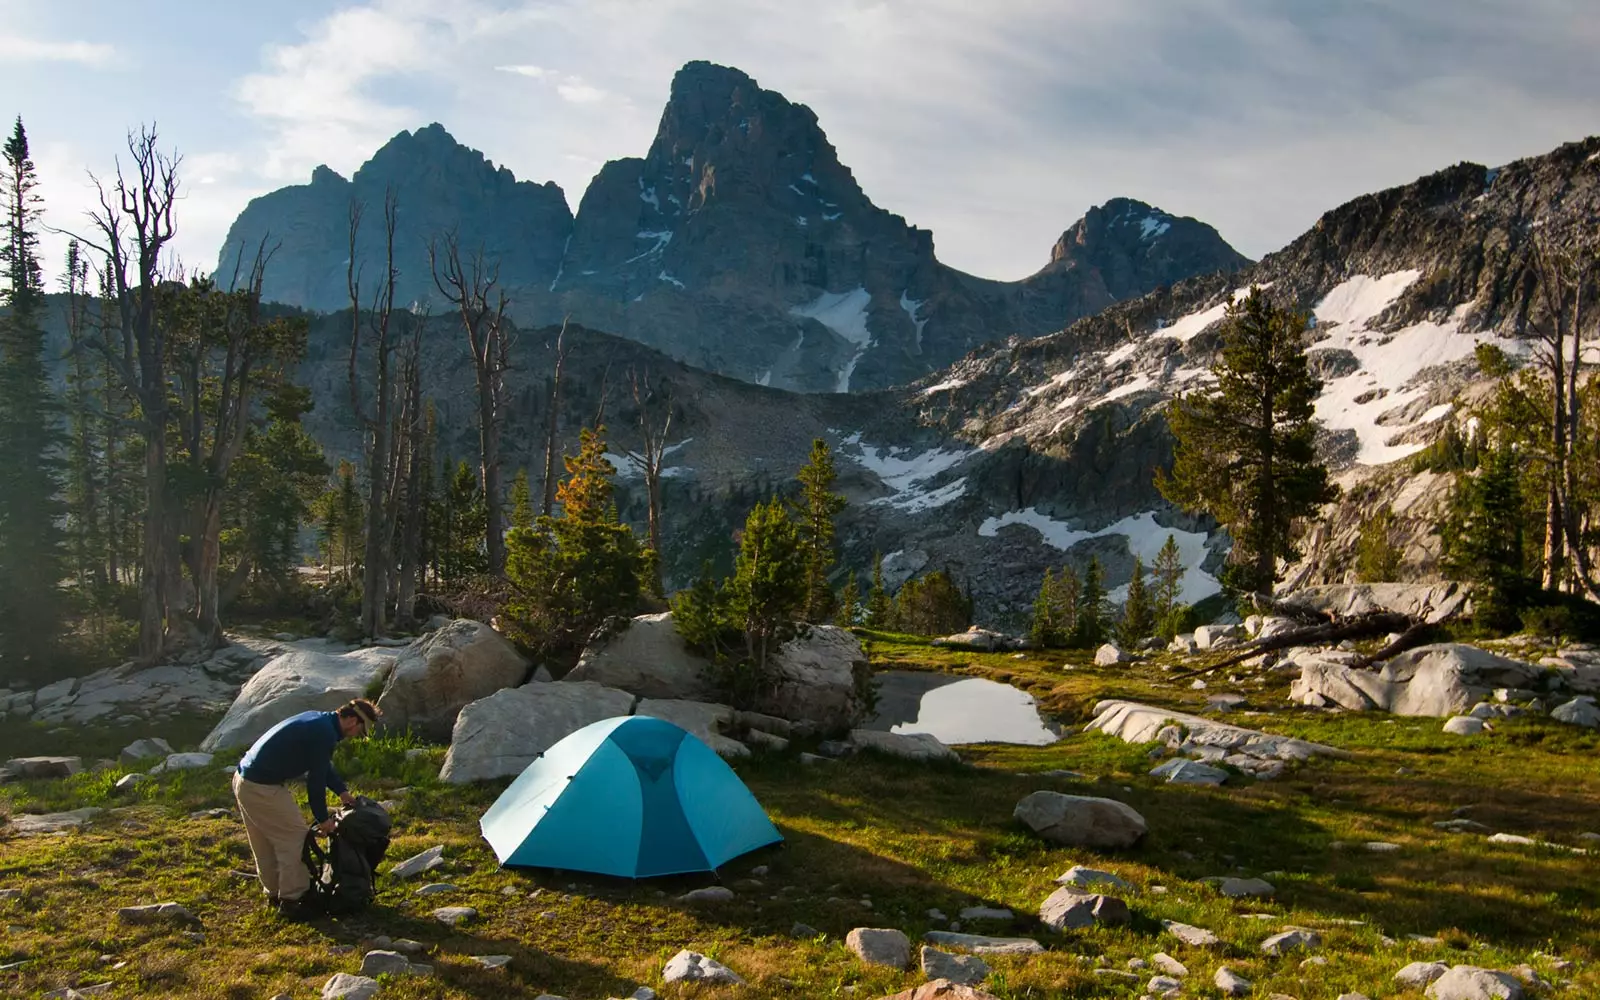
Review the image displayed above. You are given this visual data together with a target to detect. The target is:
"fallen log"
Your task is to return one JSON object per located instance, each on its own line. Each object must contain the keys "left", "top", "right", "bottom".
{"left": 1348, "top": 616, "right": 1439, "bottom": 670}
{"left": 1169, "top": 610, "right": 1414, "bottom": 681}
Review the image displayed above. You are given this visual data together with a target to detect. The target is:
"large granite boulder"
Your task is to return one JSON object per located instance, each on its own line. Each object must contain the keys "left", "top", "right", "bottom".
{"left": 1089, "top": 700, "right": 1350, "bottom": 764}
{"left": 1291, "top": 644, "right": 1544, "bottom": 717}
{"left": 375, "top": 620, "right": 530, "bottom": 740}
{"left": 566, "top": 612, "right": 715, "bottom": 700}
{"left": 1278, "top": 582, "right": 1472, "bottom": 623}
{"left": 200, "top": 647, "right": 399, "bottom": 752}
{"left": 1013, "top": 792, "right": 1147, "bottom": 849}
{"left": 635, "top": 699, "right": 749, "bottom": 758}
{"left": 754, "top": 624, "right": 870, "bottom": 732}
{"left": 439, "top": 681, "right": 637, "bottom": 784}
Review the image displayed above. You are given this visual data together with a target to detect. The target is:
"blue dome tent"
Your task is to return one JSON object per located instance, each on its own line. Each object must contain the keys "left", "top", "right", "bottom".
{"left": 479, "top": 715, "right": 783, "bottom": 878}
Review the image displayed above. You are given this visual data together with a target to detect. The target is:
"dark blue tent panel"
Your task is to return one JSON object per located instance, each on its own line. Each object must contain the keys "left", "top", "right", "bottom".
{"left": 480, "top": 715, "right": 783, "bottom": 877}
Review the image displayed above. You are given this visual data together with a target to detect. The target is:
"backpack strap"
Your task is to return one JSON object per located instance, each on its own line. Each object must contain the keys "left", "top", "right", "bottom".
{"left": 302, "top": 829, "right": 331, "bottom": 892}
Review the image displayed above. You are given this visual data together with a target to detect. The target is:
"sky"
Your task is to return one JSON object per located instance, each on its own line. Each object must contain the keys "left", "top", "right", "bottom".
{"left": 3, "top": 0, "right": 1598, "bottom": 286}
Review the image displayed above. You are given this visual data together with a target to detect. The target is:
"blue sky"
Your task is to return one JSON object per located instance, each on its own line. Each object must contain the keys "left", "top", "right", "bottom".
{"left": 4, "top": 0, "right": 1598, "bottom": 285}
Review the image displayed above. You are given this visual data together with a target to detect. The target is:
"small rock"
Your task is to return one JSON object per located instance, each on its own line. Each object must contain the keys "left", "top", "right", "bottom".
{"left": 792, "top": 922, "right": 821, "bottom": 938}
{"left": 471, "top": 955, "right": 513, "bottom": 969}
{"left": 1148, "top": 975, "right": 1183, "bottom": 996}
{"left": 1151, "top": 758, "right": 1229, "bottom": 785}
{"left": 1301, "top": 956, "right": 1329, "bottom": 968}
{"left": 501, "top": 885, "right": 519, "bottom": 896}
{"left": 361, "top": 950, "right": 412, "bottom": 977}
{"left": 114, "top": 773, "right": 148, "bottom": 792}
{"left": 1095, "top": 643, "right": 1130, "bottom": 666}
{"left": 117, "top": 902, "right": 195, "bottom": 924}
{"left": 846, "top": 927, "right": 911, "bottom": 968}
{"left": 1443, "top": 716, "right": 1487, "bottom": 736}
{"left": 662, "top": 949, "right": 744, "bottom": 985}
{"left": 677, "top": 886, "right": 735, "bottom": 904}
{"left": 1434, "top": 819, "right": 1492, "bottom": 834}
{"left": 1217, "top": 877, "right": 1275, "bottom": 898}
{"left": 922, "top": 931, "right": 1044, "bottom": 955}
{"left": 1152, "top": 953, "right": 1188, "bottom": 977}
{"left": 1261, "top": 929, "right": 1321, "bottom": 955}
{"left": 1056, "top": 865, "right": 1131, "bottom": 891}
{"left": 391, "top": 939, "right": 425, "bottom": 954}
{"left": 322, "top": 973, "right": 380, "bottom": 1000}
{"left": 1395, "top": 962, "right": 1451, "bottom": 988}
{"left": 1162, "top": 920, "right": 1220, "bottom": 947}
{"left": 921, "top": 945, "right": 990, "bottom": 985}
{"left": 1365, "top": 841, "right": 1402, "bottom": 853}
{"left": 5, "top": 756, "right": 82, "bottom": 779}
{"left": 119, "top": 738, "right": 174, "bottom": 766}
{"left": 958, "top": 906, "right": 1013, "bottom": 921}
{"left": 1424, "top": 965, "right": 1525, "bottom": 999}
{"left": 414, "top": 882, "right": 458, "bottom": 896}
{"left": 1215, "top": 966, "right": 1253, "bottom": 996}
{"left": 431, "top": 906, "right": 477, "bottom": 926}
{"left": 1337, "top": 994, "right": 1373, "bottom": 1000}
{"left": 630, "top": 989, "right": 658, "bottom": 1000}
{"left": 1039, "top": 887, "right": 1130, "bottom": 930}
{"left": 389, "top": 844, "right": 445, "bottom": 879}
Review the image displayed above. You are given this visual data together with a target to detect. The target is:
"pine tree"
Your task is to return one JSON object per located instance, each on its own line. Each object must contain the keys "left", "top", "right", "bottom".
{"left": 865, "top": 551, "right": 891, "bottom": 627}
{"left": 1118, "top": 556, "right": 1156, "bottom": 646}
{"left": 317, "top": 461, "right": 365, "bottom": 583}
{"left": 0, "top": 117, "right": 65, "bottom": 665}
{"left": 510, "top": 468, "right": 535, "bottom": 531}
{"left": 1158, "top": 287, "right": 1337, "bottom": 594}
{"left": 1441, "top": 445, "right": 1529, "bottom": 631}
{"left": 446, "top": 459, "right": 487, "bottom": 579}
{"left": 837, "top": 572, "right": 861, "bottom": 627}
{"left": 1050, "top": 564, "right": 1081, "bottom": 642}
{"left": 1355, "top": 506, "right": 1402, "bottom": 582}
{"left": 793, "top": 438, "right": 847, "bottom": 623}
{"left": 1029, "top": 569, "right": 1060, "bottom": 648}
{"left": 1151, "top": 534, "right": 1187, "bottom": 638}
{"left": 726, "top": 498, "right": 806, "bottom": 668}
{"left": 1071, "top": 557, "right": 1110, "bottom": 648}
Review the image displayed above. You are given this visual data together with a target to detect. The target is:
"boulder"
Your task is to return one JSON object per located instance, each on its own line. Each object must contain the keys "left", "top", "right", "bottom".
{"left": 1424, "top": 966, "right": 1524, "bottom": 1000}
{"left": 849, "top": 729, "right": 959, "bottom": 763}
{"left": 375, "top": 619, "right": 530, "bottom": 739}
{"left": 566, "top": 612, "right": 714, "bottom": 700}
{"left": 439, "top": 681, "right": 637, "bottom": 783}
{"left": 758, "top": 625, "right": 871, "bottom": 730}
{"left": 846, "top": 927, "right": 911, "bottom": 968}
{"left": 1038, "top": 887, "right": 1130, "bottom": 931}
{"left": 4, "top": 756, "right": 83, "bottom": 779}
{"left": 321, "top": 974, "right": 380, "bottom": 1000}
{"left": 1151, "top": 953, "right": 1188, "bottom": 977}
{"left": 200, "top": 647, "right": 398, "bottom": 752}
{"left": 6, "top": 807, "right": 102, "bottom": 834}
{"left": 1162, "top": 920, "right": 1220, "bottom": 947}
{"left": 931, "top": 629, "right": 1011, "bottom": 652}
{"left": 636, "top": 699, "right": 749, "bottom": 758}
{"left": 1279, "top": 582, "right": 1472, "bottom": 623}
{"left": 1217, "top": 877, "right": 1275, "bottom": 898}
{"left": 662, "top": 950, "right": 744, "bottom": 985}
{"left": 1291, "top": 644, "right": 1544, "bottom": 718}
{"left": 1094, "top": 643, "right": 1129, "bottom": 666}
{"left": 1551, "top": 697, "right": 1600, "bottom": 728}
{"left": 920, "top": 946, "right": 989, "bottom": 986}
{"left": 1088, "top": 700, "right": 1348, "bottom": 764}
{"left": 360, "top": 950, "right": 412, "bottom": 977}
{"left": 921, "top": 931, "right": 1044, "bottom": 955}
{"left": 1260, "top": 928, "right": 1320, "bottom": 954}
{"left": 1443, "top": 716, "right": 1486, "bottom": 736}
{"left": 1014, "top": 791, "right": 1146, "bottom": 848}
{"left": 1194, "top": 624, "right": 1242, "bottom": 649}
{"left": 1214, "top": 966, "right": 1252, "bottom": 996}
{"left": 873, "top": 980, "right": 1003, "bottom": 1000}
{"left": 1396, "top": 962, "right": 1451, "bottom": 988}
{"left": 149, "top": 752, "right": 214, "bottom": 773}
{"left": 1150, "top": 758, "right": 1228, "bottom": 785}
{"left": 119, "top": 738, "right": 174, "bottom": 767}
{"left": 431, "top": 906, "right": 476, "bottom": 925}
{"left": 117, "top": 902, "right": 196, "bottom": 924}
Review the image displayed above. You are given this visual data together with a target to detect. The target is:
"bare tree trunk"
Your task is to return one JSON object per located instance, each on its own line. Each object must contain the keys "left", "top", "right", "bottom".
{"left": 541, "top": 318, "right": 569, "bottom": 515}
{"left": 395, "top": 327, "right": 425, "bottom": 627}
{"left": 626, "top": 367, "right": 672, "bottom": 591}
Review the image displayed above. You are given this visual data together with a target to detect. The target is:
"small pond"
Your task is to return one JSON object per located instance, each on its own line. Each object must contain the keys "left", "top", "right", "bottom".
{"left": 861, "top": 670, "right": 1063, "bottom": 746}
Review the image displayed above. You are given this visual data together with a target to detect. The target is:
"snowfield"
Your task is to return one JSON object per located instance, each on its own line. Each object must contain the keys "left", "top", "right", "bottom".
{"left": 977, "top": 509, "right": 1218, "bottom": 605}
{"left": 841, "top": 433, "right": 976, "bottom": 514}
{"left": 791, "top": 287, "right": 873, "bottom": 393}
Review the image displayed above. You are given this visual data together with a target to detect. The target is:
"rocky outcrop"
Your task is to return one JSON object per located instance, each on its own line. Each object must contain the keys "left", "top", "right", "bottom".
{"left": 201, "top": 647, "right": 399, "bottom": 752}
{"left": 375, "top": 620, "right": 530, "bottom": 740}
{"left": 438, "top": 681, "right": 637, "bottom": 784}
{"left": 634, "top": 699, "right": 748, "bottom": 758}
{"left": 1290, "top": 643, "right": 1546, "bottom": 716}
{"left": 1088, "top": 699, "right": 1351, "bottom": 780}
{"left": 566, "top": 612, "right": 713, "bottom": 700}
{"left": 1277, "top": 582, "right": 1472, "bottom": 623}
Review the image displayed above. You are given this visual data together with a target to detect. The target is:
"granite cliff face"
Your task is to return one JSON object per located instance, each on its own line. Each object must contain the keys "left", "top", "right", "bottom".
{"left": 219, "top": 61, "right": 1250, "bottom": 394}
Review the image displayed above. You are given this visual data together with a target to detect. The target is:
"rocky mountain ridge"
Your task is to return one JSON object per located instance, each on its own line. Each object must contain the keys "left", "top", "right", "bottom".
{"left": 219, "top": 60, "right": 1250, "bottom": 394}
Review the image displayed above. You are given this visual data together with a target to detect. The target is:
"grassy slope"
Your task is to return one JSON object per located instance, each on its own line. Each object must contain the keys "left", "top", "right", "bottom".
{"left": 2, "top": 633, "right": 1598, "bottom": 999}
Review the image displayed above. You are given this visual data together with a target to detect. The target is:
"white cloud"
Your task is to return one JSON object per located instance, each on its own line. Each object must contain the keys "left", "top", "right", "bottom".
{"left": 0, "top": 36, "right": 115, "bottom": 66}
{"left": 495, "top": 64, "right": 550, "bottom": 78}
{"left": 555, "top": 79, "right": 608, "bottom": 105}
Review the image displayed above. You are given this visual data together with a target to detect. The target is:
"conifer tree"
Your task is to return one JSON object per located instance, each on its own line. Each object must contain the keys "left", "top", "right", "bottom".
{"left": 1151, "top": 534, "right": 1186, "bottom": 638}
{"left": 1355, "top": 506, "right": 1402, "bottom": 582}
{"left": 726, "top": 498, "right": 806, "bottom": 667}
{"left": 0, "top": 117, "right": 64, "bottom": 663}
{"left": 446, "top": 459, "right": 487, "bottom": 579}
{"left": 1118, "top": 556, "right": 1155, "bottom": 646}
{"left": 1029, "top": 568, "right": 1060, "bottom": 648}
{"left": 837, "top": 572, "right": 860, "bottom": 627}
{"left": 793, "top": 438, "right": 847, "bottom": 623}
{"left": 318, "top": 461, "right": 365, "bottom": 583}
{"left": 1441, "top": 445, "right": 1529, "bottom": 631}
{"left": 1050, "top": 564, "right": 1081, "bottom": 642}
{"left": 1158, "top": 287, "right": 1336, "bottom": 594}
{"left": 510, "top": 468, "right": 535, "bottom": 530}
{"left": 1071, "top": 556, "right": 1109, "bottom": 648}
{"left": 866, "top": 551, "right": 891, "bottom": 627}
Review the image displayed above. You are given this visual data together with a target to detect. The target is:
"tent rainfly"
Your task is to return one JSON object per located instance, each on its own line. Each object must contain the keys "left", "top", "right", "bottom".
{"left": 479, "top": 715, "right": 783, "bottom": 878}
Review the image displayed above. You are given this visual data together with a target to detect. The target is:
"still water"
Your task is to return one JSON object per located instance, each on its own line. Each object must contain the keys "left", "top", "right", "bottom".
{"left": 862, "top": 671, "right": 1063, "bottom": 746}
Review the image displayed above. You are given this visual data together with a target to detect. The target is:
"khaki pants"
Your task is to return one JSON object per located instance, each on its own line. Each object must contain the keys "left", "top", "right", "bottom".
{"left": 233, "top": 772, "right": 311, "bottom": 901}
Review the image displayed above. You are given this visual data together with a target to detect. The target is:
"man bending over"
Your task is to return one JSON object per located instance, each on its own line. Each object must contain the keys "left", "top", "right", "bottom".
{"left": 233, "top": 698, "right": 379, "bottom": 917}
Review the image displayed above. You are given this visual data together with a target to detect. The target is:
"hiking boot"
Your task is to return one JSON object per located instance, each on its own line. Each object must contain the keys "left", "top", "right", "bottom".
{"left": 274, "top": 896, "right": 318, "bottom": 921}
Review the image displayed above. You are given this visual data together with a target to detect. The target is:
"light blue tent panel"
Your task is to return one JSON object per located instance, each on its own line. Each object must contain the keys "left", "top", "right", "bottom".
{"left": 479, "top": 715, "right": 783, "bottom": 878}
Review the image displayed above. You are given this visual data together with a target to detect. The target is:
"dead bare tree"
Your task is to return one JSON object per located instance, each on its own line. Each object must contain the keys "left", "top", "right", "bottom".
{"left": 79, "top": 125, "right": 181, "bottom": 659}
{"left": 347, "top": 189, "right": 404, "bottom": 637}
{"left": 624, "top": 367, "right": 673, "bottom": 578}
{"left": 430, "top": 231, "right": 512, "bottom": 576}
{"left": 540, "top": 318, "right": 570, "bottom": 516}
{"left": 393, "top": 320, "right": 427, "bottom": 627}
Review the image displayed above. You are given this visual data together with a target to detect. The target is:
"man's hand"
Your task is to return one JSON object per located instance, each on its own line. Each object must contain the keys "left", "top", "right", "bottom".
{"left": 317, "top": 818, "right": 337, "bottom": 836}
{"left": 339, "top": 791, "right": 357, "bottom": 808}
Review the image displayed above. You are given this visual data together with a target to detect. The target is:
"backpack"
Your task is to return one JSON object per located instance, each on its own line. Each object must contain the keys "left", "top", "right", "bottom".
{"left": 303, "top": 797, "right": 392, "bottom": 914}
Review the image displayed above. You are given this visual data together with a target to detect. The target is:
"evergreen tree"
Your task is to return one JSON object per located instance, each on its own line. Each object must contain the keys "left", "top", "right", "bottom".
{"left": 1029, "top": 568, "right": 1060, "bottom": 648}
{"left": 837, "top": 572, "right": 861, "bottom": 627}
{"left": 865, "top": 551, "right": 891, "bottom": 627}
{"left": 317, "top": 461, "right": 365, "bottom": 582}
{"left": 510, "top": 468, "right": 535, "bottom": 531}
{"left": 1441, "top": 445, "right": 1530, "bottom": 631}
{"left": 0, "top": 117, "right": 65, "bottom": 664}
{"left": 1355, "top": 506, "right": 1402, "bottom": 582}
{"left": 1118, "top": 556, "right": 1156, "bottom": 646}
{"left": 726, "top": 498, "right": 806, "bottom": 668}
{"left": 60, "top": 240, "right": 104, "bottom": 595}
{"left": 1050, "top": 564, "right": 1081, "bottom": 642}
{"left": 793, "top": 438, "right": 847, "bottom": 622}
{"left": 892, "top": 569, "right": 970, "bottom": 635}
{"left": 1158, "top": 287, "right": 1337, "bottom": 594}
{"left": 1151, "top": 534, "right": 1188, "bottom": 638}
{"left": 446, "top": 459, "right": 487, "bottom": 579}
{"left": 1071, "top": 556, "right": 1110, "bottom": 648}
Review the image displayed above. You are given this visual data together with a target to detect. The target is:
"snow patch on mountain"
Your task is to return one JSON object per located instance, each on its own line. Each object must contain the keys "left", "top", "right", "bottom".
{"left": 1157, "top": 285, "right": 1260, "bottom": 343}
{"left": 900, "top": 291, "right": 929, "bottom": 352}
{"left": 1140, "top": 216, "right": 1172, "bottom": 240}
{"left": 840, "top": 433, "right": 975, "bottom": 513}
{"left": 791, "top": 287, "right": 874, "bottom": 393}
{"left": 978, "top": 509, "right": 1218, "bottom": 605}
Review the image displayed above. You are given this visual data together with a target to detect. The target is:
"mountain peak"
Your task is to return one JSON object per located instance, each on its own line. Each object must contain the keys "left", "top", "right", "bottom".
{"left": 1042, "top": 198, "right": 1251, "bottom": 298}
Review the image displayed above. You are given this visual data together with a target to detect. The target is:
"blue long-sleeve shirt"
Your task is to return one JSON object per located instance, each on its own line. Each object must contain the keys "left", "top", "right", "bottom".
{"left": 237, "top": 710, "right": 348, "bottom": 822}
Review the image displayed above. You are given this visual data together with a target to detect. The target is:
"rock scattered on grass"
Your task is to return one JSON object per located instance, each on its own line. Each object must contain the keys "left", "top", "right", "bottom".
{"left": 1261, "top": 928, "right": 1321, "bottom": 955}
{"left": 1552, "top": 698, "right": 1600, "bottom": 728}
{"left": 873, "top": 979, "right": 1003, "bottom": 1000}
{"left": 1216, "top": 876, "right": 1275, "bottom": 898}
{"left": 1056, "top": 865, "right": 1130, "bottom": 891}
{"left": 1424, "top": 965, "right": 1525, "bottom": 1000}
{"left": 958, "top": 906, "right": 1012, "bottom": 921}
{"left": 1395, "top": 962, "right": 1452, "bottom": 987}
{"left": 1150, "top": 758, "right": 1229, "bottom": 785}
{"left": 1151, "top": 952, "right": 1188, "bottom": 977}
{"left": 414, "top": 883, "right": 457, "bottom": 896}
{"left": 791, "top": 922, "right": 821, "bottom": 938}
{"left": 471, "top": 955, "right": 512, "bottom": 969}
{"left": 921, "top": 931, "right": 1043, "bottom": 955}
{"left": 1039, "top": 887, "right": 1130, "bottom": 931}
{"left": 321, "top": 974, "right": 380, "bottom": 1000}
{"left": 662, "top": 949, "right": 744, "bottom": 985}
{"left": 921, "top": 945, "right": 989, "bottom": 985}
{"left": 117, "top": 902, "right": 195, "bottom": 924}
{"left": 389, "top": 845, "right": 445, "bottom": 879}
{"left": 677, "top": 886, "right": 734, "bottom": 903}
{"left": 1013, "top": 792, "right": 1147, "bottom": 848}
{"left": 7, "top": 808, "right": 102, "bottom": 835}
{"left": 1162, "top": 920, "right": 1220, "bottom": 947}
{"left": 1148, "top": 974, "right": 1183, "bottom": 996}
{"left": 847, "top": 927, "right": 911, "bottom": 968}
{"left": 1214, "top": 965, "right": 1253, "bottom": 996}
{"left": 430, "top": 906, "right": 476, "bottom": 926}
{"left": 1443, "top": 716, "right": 1486, "bottom": 736}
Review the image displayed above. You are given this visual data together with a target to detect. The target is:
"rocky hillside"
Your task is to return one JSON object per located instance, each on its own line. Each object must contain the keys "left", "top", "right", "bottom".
{"left": 219, "top": 61, "right": 1249, "bottom": 393}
